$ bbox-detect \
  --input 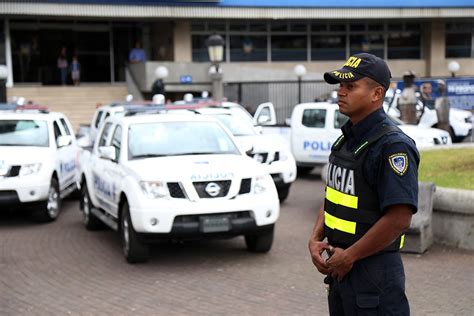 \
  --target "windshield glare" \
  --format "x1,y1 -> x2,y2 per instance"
209,112 -> 256,136
0,120 -> 49,147
128,121 -> 239,159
